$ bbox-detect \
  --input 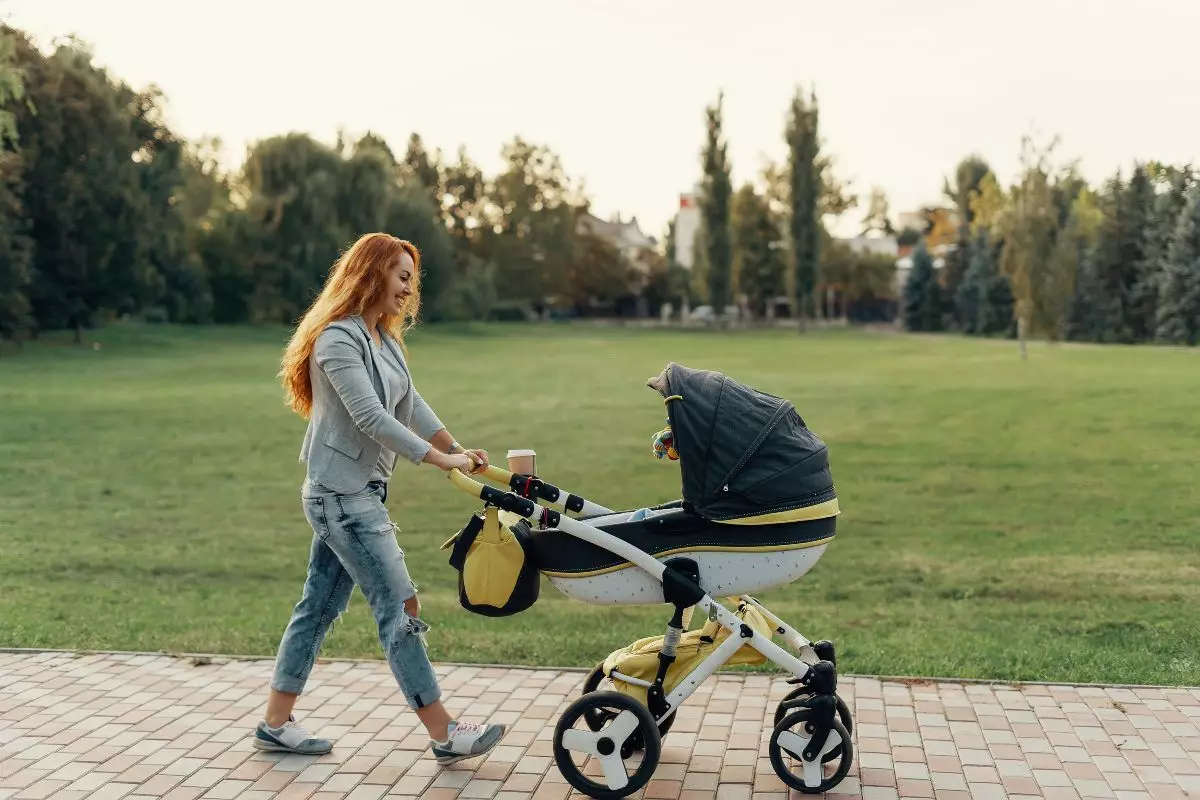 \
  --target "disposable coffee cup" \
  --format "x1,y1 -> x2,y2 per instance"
507,449 -> 537,475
